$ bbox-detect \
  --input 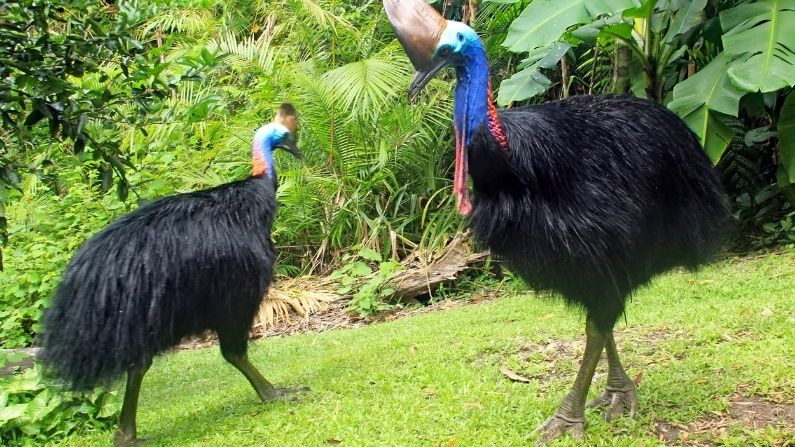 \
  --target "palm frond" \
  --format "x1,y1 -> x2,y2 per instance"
319,44 -> 410,122
207,30 -> 279,73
